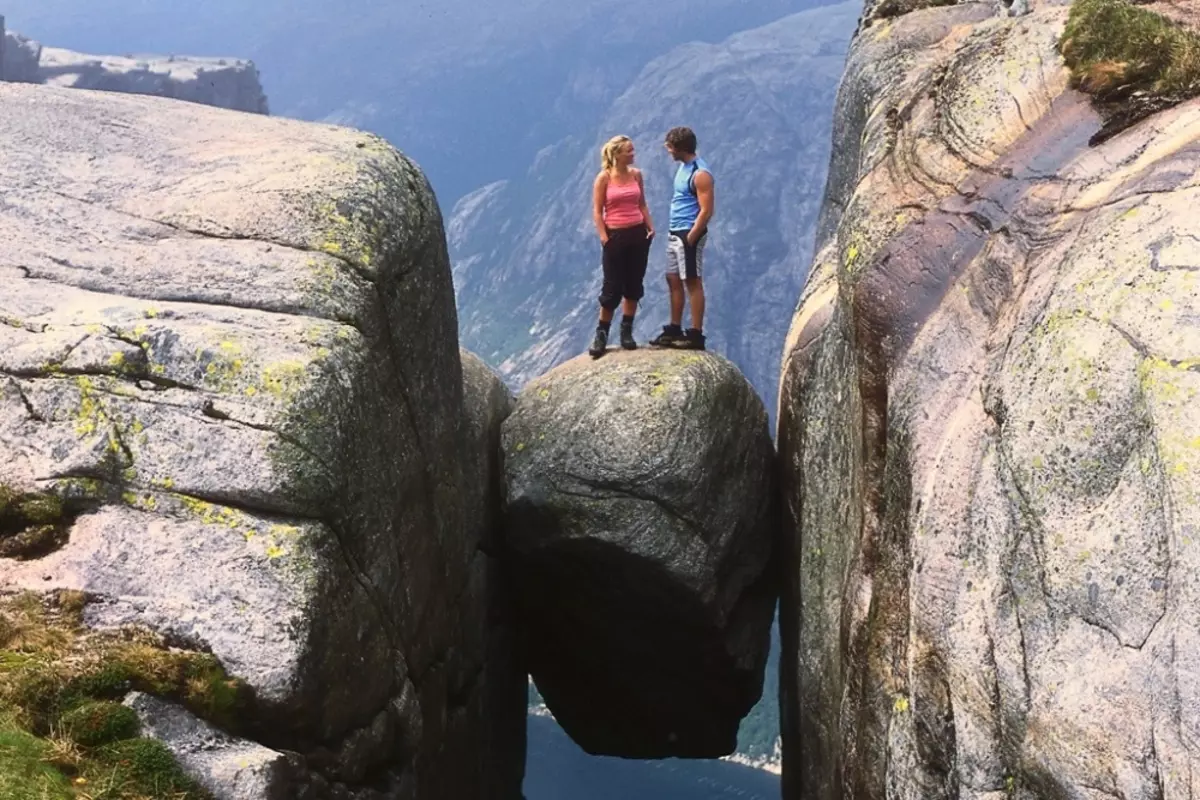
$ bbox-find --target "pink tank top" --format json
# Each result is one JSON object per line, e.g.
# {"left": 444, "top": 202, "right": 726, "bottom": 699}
{"left": 604, "top": 176, "right": 645, "bottom": 228}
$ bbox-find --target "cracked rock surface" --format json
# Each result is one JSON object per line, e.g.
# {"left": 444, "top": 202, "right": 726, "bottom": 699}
{"left": 0, "top": 82, "right": 487, "bottom": 796}
{"left": 502, "top": 349, "right": 778, "bottom": 759}
{"left": 778, "top": 1, "right": 1200, "bottom": 798}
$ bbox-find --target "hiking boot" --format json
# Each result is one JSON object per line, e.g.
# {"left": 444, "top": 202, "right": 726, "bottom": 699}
{"left": 678, "top": 328, "right": 706, "bottom": 350}
{"left": 589, "top": 326, "right": 608, "bottom": 359}
{"left": 649, "top": 324, "right": 684, "bottom": 347}
{"left": 620, "top": 320, "right": 637, "bottom": 350}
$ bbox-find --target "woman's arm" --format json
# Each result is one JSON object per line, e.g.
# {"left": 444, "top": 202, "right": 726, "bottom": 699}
{"left": 593, "top": 171, "right": 609, "bottom": 244}
{"left": 635, "top": 170, "right": 654, "bottom": 237}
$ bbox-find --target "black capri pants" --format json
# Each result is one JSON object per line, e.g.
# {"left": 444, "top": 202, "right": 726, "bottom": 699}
{"left": 599, "top": 224, "right": 652, "bottom": 310}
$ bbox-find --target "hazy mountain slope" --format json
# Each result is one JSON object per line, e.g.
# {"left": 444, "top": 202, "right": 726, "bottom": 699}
{"left": 0, "top": 0, "right": 835, "bottom": 201}
{"left": 451, "top": 1, "right": 858, "bottom": 411}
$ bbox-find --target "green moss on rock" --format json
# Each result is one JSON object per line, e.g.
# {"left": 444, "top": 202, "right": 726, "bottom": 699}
{"left": 0, "top": 486, "right": 72, "bottom": 561}
{"left": 1061, "top": 0, "right": 1200, "bottom": 140}
{"left": 1061, "top": 0, "right": 1200, "bottom": 98}
{"left": 60, "top": 701, "right": 140, "bottom": 746}
{"left": 92, "top": 737, "right": 199, "bottom": 795}
{"left": 0, "top": 592, "right": 235, "bottom": 798}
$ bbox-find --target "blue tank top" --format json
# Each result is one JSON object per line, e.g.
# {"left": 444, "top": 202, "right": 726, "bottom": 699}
{"left": 669, "top": 157, "right": 712, "bottom": 231}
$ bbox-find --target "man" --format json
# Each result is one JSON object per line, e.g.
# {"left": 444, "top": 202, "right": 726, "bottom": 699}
{"left": 650, "top": 126, "right": 714, "bottom": 350}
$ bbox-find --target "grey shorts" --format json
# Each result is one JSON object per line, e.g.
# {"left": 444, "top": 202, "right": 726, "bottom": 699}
{"left": 666, "top": 229, "right": 707, "bottom": 279}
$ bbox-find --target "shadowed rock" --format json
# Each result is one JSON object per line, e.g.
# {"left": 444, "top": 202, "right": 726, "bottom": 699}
{"left": 503, "top": 349, "right": 777, "bottom": 758}
{"left": 460, "top": 350, "right": 526, "bottom": 800}
{"left": 778, "top": 1, "right": 1200, "bottom": 797}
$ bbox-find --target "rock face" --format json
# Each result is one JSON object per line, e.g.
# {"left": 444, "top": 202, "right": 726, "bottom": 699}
{"left": 1, "top": 19, "right": 268, "bottom": 114}
{"left": 779, "top": 1, "right": 1200, "bottom": 797}
{"left": 503, "top": 349, "right": 777, "bottom": 758}
{"left": 0, "top": 82, "right": 486, "bottom": 797}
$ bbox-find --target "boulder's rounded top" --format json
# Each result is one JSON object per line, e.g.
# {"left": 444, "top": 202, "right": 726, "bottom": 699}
{"left": 533, "top": 347, "right": 735, "bottom": 378}
{"left": 519, "top": 349, "right": 759, "bottom": 413}
{"left": 505, "top": 349, "right": 768, "bottom": 475}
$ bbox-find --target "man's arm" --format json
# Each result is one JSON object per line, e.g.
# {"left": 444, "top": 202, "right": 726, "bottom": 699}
{"left": 688, "top": 170, "right": 714, "bottom": 245}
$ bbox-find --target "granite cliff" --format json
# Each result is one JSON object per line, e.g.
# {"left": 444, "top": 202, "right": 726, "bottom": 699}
{"left": 778, "top": 0, "right": 1200, "bottom": 795}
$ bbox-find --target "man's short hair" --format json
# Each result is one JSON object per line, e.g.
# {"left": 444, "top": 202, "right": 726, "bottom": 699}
{"left": 664, "top": 126, "right": 697, "bottom": 154}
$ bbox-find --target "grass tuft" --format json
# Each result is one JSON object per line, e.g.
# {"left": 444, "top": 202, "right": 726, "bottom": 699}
{"left": 0, "top": 720, "right": 75, "bottom": 799}
{"left": 60, "top": 702, "right": 140, "bottom": 747}
{"left": 1061, "top": 0, "right": 1200, "bottom": 99}
{"left": 0, "top": 592, "right": 242, "bottom": 798}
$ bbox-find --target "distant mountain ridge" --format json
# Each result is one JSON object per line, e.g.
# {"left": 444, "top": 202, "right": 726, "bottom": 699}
{"left": 0, "top": 0, "right": 831, "bottom": 202}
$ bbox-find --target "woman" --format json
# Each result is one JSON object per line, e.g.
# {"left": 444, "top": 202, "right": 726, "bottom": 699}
{"left": 589, "top": 134, "right": 655, "bottom": 358}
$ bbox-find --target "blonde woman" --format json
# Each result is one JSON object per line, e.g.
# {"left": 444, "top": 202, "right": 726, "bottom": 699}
{"left": 588, "top": 135, "right": 655, "bottom": 358}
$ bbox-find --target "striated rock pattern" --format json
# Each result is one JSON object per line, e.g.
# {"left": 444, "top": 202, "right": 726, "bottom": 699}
{"left": 0, "top": 82, "right": 485, "bottom": 797}
{"left": 1, "top": 19, "right": 268, "bottom": 114}
{"left": 503, "top": 349, "right": 777, "bottom": 759}
{"left": 779, "top": 1, "right": 1200, "bottom": 797}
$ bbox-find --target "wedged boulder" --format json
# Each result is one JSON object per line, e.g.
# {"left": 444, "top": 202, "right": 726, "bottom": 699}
{"left": 778, "top": 1, "right": 1200, "bottom": 797}
{"left": 0, "top": 82, "right": 477, "bottom": 796}
{"left": 460, "top": 350, "right": 527, "bottom": 800}
{"left": 502, "top": 349, "right": 778, "bottom": 758}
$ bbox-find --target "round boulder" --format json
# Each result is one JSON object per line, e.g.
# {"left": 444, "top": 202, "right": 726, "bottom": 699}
{"left": 501, "top": 349, "right": 778, "bottom": 758}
